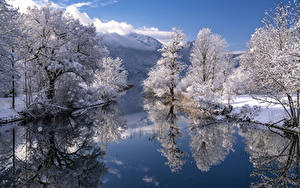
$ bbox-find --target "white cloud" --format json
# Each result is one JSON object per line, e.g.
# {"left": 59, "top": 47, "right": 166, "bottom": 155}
{"left": 9, "top": 0, "right": 173, "bottom": 43}
{"left": 93, "top": 18, "right": 134, "bottom": 35}
{"left": 100, "top": 0, "right": 119, "bottom": 7}
{"left": 65, "top": 2, "right": 94, "bottom": 25}
{"left": 136, "top": 26, "right": 173, "bottom": 43}
{"left": 65, "top": 3, "right": 173, "bottom": 43}
{"left": 65, "top": 2, "right": 134, "bottom": 35}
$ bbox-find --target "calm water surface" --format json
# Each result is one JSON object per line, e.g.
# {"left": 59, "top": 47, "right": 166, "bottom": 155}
{"left": 0, "top": 101, "right": 299, "bottom": 187}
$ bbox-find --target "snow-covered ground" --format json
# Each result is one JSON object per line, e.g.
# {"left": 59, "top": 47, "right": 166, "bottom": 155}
{"left": 0, "top": 96, "right": 25, "bottom": 120}
{"left": 229, "top": 95, "right": 287, "bottom": 124}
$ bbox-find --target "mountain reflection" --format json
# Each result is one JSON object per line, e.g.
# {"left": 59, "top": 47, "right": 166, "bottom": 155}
{"left": 239, "top": 124, "right": 300, "bottom": 187}
{"left": 0, "top": 105, "right": 126, "bottom": 187}
{"left": 144, "top": 98, "right": 185, "bottom": 172}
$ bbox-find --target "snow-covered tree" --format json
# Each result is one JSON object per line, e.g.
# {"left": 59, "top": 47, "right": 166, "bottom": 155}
{"left": 222, "top": 64, "right": 250, "bottom": 103}
{"left": 241, "top": 1, "right": 300, "bottom": 127}
{"left": 93, "top": 57, "right": 128, "bottom": 101}
{"left": 181, "top": 28, "right": 232, "bottom": 108}
{"left": 19, "top": 5, "right": 107, "bottom": 103}
{"left": 187, "top": 28, "right": 228, "bottom": 83}
{"left": 143, "top": 28, "right": 185, "bottom": 101}
{"left": 0, "top": 0, "right": 20, "bottom": 108}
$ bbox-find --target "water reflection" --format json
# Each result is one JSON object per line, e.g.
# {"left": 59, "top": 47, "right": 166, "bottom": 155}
{"left": 144, "top": 97, "right": 236, "bottom": 173}
{"left": 0, "top": 101, "right": 299, "bottom": 187}
{"left": 143, "top": 97, "right": 299, "bottom": 187}
{"left": 144, "top": 98, "right": 185, "bottom": 172}
{"left": 0, "top": 126, "right": 16, "bottom": 187}
{"left": 239, "top": 124, "right": 300, "bottom": 187}
{"left": 188, "top": 119, "right": 235, "bottom": 172}
{"left": 0, "top": 104, "right": 126, "bottom": 187}
{"left": 79, "top": 104, "right": 127, "bottom": 145}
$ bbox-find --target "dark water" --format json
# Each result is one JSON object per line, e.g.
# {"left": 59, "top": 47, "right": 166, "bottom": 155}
{"left": 0, "top": 101, "right": 299, "bottom": 187}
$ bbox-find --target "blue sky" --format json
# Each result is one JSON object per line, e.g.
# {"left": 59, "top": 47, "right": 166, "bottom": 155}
{"left": 12, "top": 0, "right": 281, "bottom": 51}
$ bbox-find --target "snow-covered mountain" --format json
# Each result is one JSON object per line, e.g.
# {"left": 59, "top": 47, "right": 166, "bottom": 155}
{"left": 101, "top": 33, "right": 162, "bottom": 51}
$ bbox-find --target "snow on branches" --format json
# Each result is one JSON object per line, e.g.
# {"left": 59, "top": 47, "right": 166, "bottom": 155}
{"left": 19, "top": 5, "right": 107, "bottom": 102}
{"left": 0, "top": 0, "right": 20, "bottom": 106}
{"left": 143, "top": 28, "right": 185, "bottom": 101}
{"left": 241, "top": 1, "right": 300, "bottom": 127}
{"left": 11, "top": 4, "right": 128, "bottom": 112}
{"left": 181, "top": 28, "right": 233, "bottom": 110}
{"left": 93, "top": 57, "right": 128, "bottom": 101}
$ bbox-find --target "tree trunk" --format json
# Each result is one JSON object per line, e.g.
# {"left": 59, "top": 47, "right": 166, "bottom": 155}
{"left": 47, "top": 79, "right": 55, "bottom": 101}
{"left": 24, "top": 66, "right": 29, "bottom": 108}
{"left": 296, "top": 135, "right": 299, "bottom": 182}
{"left": 169, "top": 86, "right": 175, "bottom": 101}
{"left": 169, "top": 56, "right": 176, "bottom": 101}
{"left": 12, "top": 76, "right": 15, "bottom": 109}
{"left": 12, "top": 128, "right": 15, "bottom": 175}
{"left": 287, "top": 94, "right": 297, "bottom": 127}
{"left": 167, "top": 104, "right": 176, "bottom": 121}
{"left": 11, "top": 60, "right": 15, "bottom": 109}
{"left": 48, "top": 131, "right": 56, "bottom": 164}
{"left": 202, "top": 55, "right": 207, "bottom": 82}
{"left": 28, "top": 76, "right": 32, "bottom": 106}
{"left": 212, "top": 55, "right": 216, "bottom": 81}
{"left": 297, "top": 90, "right": 299, "bottom": 127}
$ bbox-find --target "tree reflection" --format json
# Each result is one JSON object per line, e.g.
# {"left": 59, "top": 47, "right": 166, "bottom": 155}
{"left": 144, "top": 98, "right": 185, "bottom": 172}
{"left": 0, "top": 126, "right": 17, "bottom": 186}
{"left": 187, "top": 118, "right": 235, "bottom": 172}
{"left": 78, "top": 103, "right": 127, "bottom": 145}
{"left": 239, "top": 125, "right": 300, "bottom": 187}
{"left": 0, "top": 105, "right": 126, "bottom": 187}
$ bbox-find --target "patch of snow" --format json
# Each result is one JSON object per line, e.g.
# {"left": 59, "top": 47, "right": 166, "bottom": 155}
{"left": 0, "top": 96, "right": 25, "bottom": 119}
{"left": 215, "top": 115, "right": 226, "bottom": 120}
{"left": 228, "top": 95, "right": 287, "bottom": 124}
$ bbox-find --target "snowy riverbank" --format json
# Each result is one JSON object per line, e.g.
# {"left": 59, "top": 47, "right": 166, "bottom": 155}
{"left": 0, "top": 95, "right": 300, "bottom": 133}
{"left": 0, "top": 95, "right": 291, "bottom": 123}
{"left": 229, "top": 95, "right": 287, "bottom": 124}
